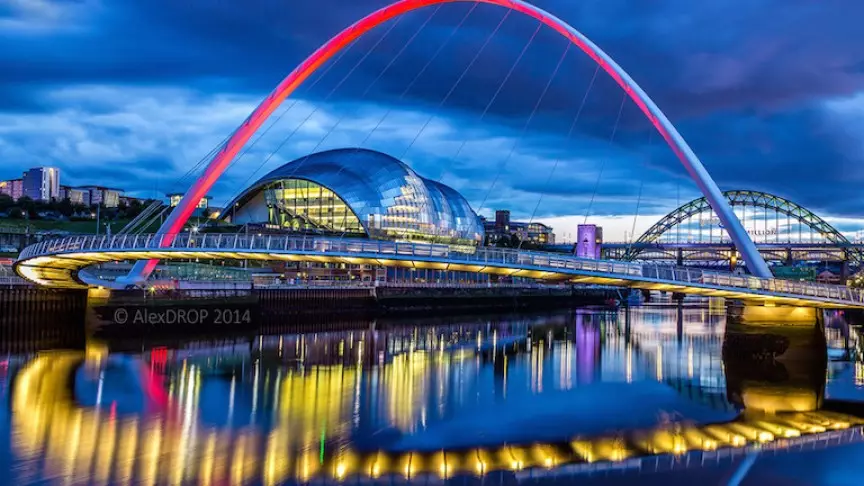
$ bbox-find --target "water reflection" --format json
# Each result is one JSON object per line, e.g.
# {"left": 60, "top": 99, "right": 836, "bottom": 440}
{"left": 4, "top": 306, "right": 864, "bottom": 484}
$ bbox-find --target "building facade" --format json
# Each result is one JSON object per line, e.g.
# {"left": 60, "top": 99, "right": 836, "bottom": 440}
{"left": 223, "top": 148, "right": 484, "bottom": 250}
{"left": 59, "top": 186, "right": 87, "bottom": 205}
{"left": 483, "top": 210, "right": 555, "bottom": 246}
{"left": 22, "top": 167, "right": 60, "bottom": 202}
{"left": 167, "top": 194, "right": 210, "bottom": 209}
{"left": 0, "top": 179, "right": 23, "bottom": 200}
{"left": 120, "top": 195, "right": 150, "bottom": 207}
{"left": 575, "top": 224, "right": 603, "bottom": 259}
{"left": 77, "top": 186, "right": 122, "bottom": 208}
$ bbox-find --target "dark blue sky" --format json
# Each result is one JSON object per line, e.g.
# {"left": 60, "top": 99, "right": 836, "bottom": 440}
{"left": 2, "top": 0, "right": 863, "bottom": 238}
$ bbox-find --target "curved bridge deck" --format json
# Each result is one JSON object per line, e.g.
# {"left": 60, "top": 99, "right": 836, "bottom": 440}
{"left": 14, "top": 233, "right": 864, "bottom": 308}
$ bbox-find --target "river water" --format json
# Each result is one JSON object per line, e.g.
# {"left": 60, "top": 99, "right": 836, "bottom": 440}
{"left": 1, "top": 302, "right": 864, "bottom": 485}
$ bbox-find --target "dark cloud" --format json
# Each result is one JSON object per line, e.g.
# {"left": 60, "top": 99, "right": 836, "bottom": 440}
{"left": 0, "top": 0, "right": 862, "bottom": 227}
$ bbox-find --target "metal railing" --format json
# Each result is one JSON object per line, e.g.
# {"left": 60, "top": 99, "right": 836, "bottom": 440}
{"left": 17, "top": 233, "right": 864, "bottom": 305}
{"left": 0, "top": 276, "right": 31, "bottom": 286}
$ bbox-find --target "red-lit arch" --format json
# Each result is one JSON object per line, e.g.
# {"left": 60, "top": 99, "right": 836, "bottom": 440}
{"left": 123, "top": 0, "right": 770, "bottom": 286}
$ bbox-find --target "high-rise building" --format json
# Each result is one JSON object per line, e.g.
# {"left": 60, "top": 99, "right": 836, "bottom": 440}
{"left": 0, "top": 179, "right": 23, "bottom": 200}
{"left": 22, "top": 167, "right": 60, "bottom": 202}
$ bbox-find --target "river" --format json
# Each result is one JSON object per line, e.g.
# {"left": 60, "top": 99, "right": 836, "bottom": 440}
{"left": 1, "top": 302, "right": 863, "bottom": 485}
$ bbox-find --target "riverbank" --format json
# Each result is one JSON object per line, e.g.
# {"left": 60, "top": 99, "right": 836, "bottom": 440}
{"left": 0, "top": 284, "right": 619, "bottom": 339}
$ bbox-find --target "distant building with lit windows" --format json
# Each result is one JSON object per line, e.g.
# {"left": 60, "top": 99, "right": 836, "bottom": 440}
{"left": 119, "top": 195, "right": 149, "bottom": 207}
{"left": 483, "top": 210, "right": 555, "bottom": 246}
{"left": 167, "top": 193, "right": 211, "bottom": 209}
{"left": 22, "top": 167, "right": 60, "bottom": 202}
{"left": 0, "top": 178, "right": 23, "bottom": 200}
{"left": 77, "top": 186, "right": 122, "bottom": 208}
{"left": 59, "top": 186, "right": 87, "bottom": 205}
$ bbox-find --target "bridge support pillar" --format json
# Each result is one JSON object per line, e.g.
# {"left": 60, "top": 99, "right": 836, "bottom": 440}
{"left": 676, "top": 248, "right": 683, "bottom": 267}
{"left": 723, "top": 311, "right": 827, "bottom": 414}
{"left": 727, "top": 303, "right": 822, "bottom": 328}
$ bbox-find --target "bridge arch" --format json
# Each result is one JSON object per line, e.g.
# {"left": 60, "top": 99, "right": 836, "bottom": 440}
{"left": 626, "top": 190, "right": 858, "bottom": 262}
{"left": 124, "top": 0, "right": 771, "bottom": 286}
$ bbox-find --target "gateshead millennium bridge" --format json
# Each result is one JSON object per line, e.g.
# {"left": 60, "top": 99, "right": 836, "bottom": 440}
{"left": 14, "top": 233, "right": 864, "bottom": 308}
{"left": 12, "top": 0, "right": 863, "bottom": 310}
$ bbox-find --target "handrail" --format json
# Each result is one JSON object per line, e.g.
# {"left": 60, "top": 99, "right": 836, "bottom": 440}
{"left": 15, "top": 233, "right": 864, "bottom": 305}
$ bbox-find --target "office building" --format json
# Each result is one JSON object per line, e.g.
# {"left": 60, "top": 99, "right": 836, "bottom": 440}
{"left": 22, "top": 167, "right": 61, "bottom": 202}
{"left": 483, "top": 210, "right": 555, "bottom": 246}
{"left": 77, "top": 186, "right": 123, "bottom": 208}
{"left": 0, "top": 179, "right": 23, "bottom": 200}
{"left": 59, "top": 186, "right": 87, "bottom": 205}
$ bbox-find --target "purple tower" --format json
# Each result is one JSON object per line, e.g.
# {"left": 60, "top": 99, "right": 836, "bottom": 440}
{"left": 576, "top": 224, "right": 603, "bottom": 259}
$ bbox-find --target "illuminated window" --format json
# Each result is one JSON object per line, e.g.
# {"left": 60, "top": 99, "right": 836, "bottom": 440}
{"left": 265, "top": 179, "right": 364, "bottom": 234}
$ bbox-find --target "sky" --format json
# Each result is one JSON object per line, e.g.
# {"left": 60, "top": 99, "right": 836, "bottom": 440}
{"left": 2, "top": 0, "right": 864, "bottom": 241}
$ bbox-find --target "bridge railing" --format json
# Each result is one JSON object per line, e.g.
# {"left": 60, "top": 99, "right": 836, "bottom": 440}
{"left": 17, "top": 233, "right": 864, "bottom": 305}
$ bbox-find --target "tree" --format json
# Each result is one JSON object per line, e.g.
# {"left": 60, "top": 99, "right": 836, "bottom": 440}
{"left": 509, "top": 234, "right": 520, "bottom": 248}
{"left": 15, "top": 196, "right": 35, "bottom": 218}
{"left": 57, "top": 198, "right": 75, "bottom": 217}
{"left": 0, "top": 194, "right": 13, "bottom": 211}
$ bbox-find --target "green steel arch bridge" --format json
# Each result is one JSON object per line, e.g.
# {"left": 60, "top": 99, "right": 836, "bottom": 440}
{"left": 601, "top": 191, "right": 864, "bottom": 269}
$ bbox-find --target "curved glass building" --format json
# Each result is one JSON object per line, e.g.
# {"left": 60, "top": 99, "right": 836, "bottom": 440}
{"left": 223, "top": 148, "right": 484, "bottom": 248}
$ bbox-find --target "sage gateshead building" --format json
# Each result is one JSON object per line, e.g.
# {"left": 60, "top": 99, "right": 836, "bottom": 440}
{"left": 223, "top": 148, "right": 484, "bottom": 251}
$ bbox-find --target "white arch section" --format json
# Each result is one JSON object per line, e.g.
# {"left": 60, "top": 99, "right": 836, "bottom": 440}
{"left": 122, "top": 0, "right": 771, "bottom": 286}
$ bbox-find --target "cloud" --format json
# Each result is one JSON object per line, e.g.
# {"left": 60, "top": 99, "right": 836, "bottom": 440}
{"left": 0, "top": 0, "right": 862, "bottom": 238}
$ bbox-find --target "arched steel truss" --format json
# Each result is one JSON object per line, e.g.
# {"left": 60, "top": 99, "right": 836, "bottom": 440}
{"left": 626, "top": 190, "right": 861, "bottom": 263}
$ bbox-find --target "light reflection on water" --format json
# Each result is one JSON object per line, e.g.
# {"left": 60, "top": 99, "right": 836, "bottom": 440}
{"left": 1, "top": 305, "right": 863, "bottom": 484}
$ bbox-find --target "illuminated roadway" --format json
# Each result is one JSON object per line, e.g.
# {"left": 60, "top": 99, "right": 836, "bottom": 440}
{"left": 13, "top": 233, "right": 864, "bottom": 309}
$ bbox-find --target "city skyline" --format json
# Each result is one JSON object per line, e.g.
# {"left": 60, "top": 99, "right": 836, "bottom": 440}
{"left": 2, "top": 0, "right": 863, "bottom": 240}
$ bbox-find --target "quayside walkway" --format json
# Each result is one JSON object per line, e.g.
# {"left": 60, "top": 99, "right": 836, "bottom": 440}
{"left": 14, "top": 233, "right": 864, "bottom": 309}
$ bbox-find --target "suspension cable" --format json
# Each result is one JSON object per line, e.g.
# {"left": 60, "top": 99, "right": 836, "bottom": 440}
{"left": 230, "top": 13, "right": 410, "bottom": 193}
{"left": 583, "top": 92, "right": 627, "bottom": 224}
{"left": 438, "top": 20, "right": 543, "bottom": 169}
{"left": 517, "top": 64, "right": 601, "bottom": 250}
{"left": 344, "top": 0, "right": 482, "bottom": 157}
{"left": 133, "top": 31, "right": 361, "bottom": 236}
{"left": 475, "top": 41, "right": 573, "bottom": 219}
{"left": 331, "top": 2, "right": 483, "bottom": 241}
{"left": 627, "top": 178, "right": 645, "bottom": 254}
{"left": 169, "top": 46, "right": 350, "bottom": 196}
{"left": 398, "top": 8, "right": 513, "bottom": 161}
{"left": 242, "top": 3, "right": 449, "bottom": 198}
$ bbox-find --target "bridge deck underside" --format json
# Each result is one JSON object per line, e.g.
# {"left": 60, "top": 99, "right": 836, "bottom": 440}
{"left": 15, "top": 249, "right": 864, "bottom": 309}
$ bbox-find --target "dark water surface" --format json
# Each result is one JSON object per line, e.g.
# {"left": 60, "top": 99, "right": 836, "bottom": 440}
{"left": 1, "top": 303, "right": 864, "bottom": 485}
